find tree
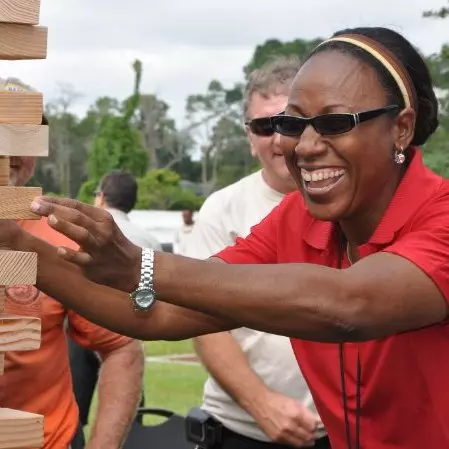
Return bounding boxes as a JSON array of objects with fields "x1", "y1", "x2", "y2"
[
  {"x1": 136, "y1": 169, "x2": 204, "y2": 210},
  {"x1": 31, "y1": 84, "x2": 96, "y2": 197},
  {"x1": 423, "y1": 1, "x2": 449, "y2": 18},
  {"x1": 78, "y1": 60, "x2": 148, "y2": 203},
  {"x1": 208, "y1": 112, "x2": 252, "y2": 189},
  {"x1": 133, "y1": 94, "x2": 192, "y2": 171},
  {"x1": 185, "y1": 80, "x2": 244, "y2": 194},
  {"x1": 425, "y1": 45, "x2": 449, "y2": 89},
  {"x1": 243, "y1": 37, "x2": 324, "y2": 76},
  {"x1": 422, "y1": 42, "x2": 449, "y2": 178}
]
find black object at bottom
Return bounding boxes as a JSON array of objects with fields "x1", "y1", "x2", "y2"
[
  {"x1": 186, "y1": 408, "x2": 332, "y2": 449},
  {"x1": 216, "y1": 425, "x2": 331, "y2": 449}
]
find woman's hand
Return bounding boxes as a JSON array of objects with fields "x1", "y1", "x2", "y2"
[{"x1": 30, "y1": 196, "x2": 142, "y2": 293}]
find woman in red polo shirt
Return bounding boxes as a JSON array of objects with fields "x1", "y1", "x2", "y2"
[{"x1": 10, "y1": 26, "x2": 449, "y2": 449}]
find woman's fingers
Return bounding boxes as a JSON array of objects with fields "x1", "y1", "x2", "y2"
[
  {"x1": 47, "y1": 214, "x2": 98, "y2": 251},
  {"x1": 57, "y1": 246, "x2": 93, "y2": 266},
  {"x1": 30, "y1": 195, "x2": 142, "y2": 292},
  {"x1": 32, "y1": 196, "x2": 105, "y2": 222},
  {"x1": 31, "y1": 198, "x2": 111, "y2": 252}
]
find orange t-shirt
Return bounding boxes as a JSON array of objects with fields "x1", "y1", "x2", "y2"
[{"x1": 0, "y1": 218, "x2": 133, "y2": 449}]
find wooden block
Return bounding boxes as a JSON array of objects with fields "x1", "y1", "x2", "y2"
[
  {"x1": 0, "y1": 286, "x2": 5, "y2": 313},
  {"x1": 0, "y1": 315, "x2": 41, "y2": 352},
  {"x1": 0, "y1": 91, "x2": 42, "y2": 125},
  {"x1": 0, "y1": 125, "x2": 48, "y2": 157},
  {"x1": 0, "y1": 0, "x2": 40, "y2": 25},
  {"x1": 0, "y1": 408, "x2": 43, "y2": 448},
  {"x1": 0, "y1": 92, "x2": 42, "y2": 124},
  {"x1": 0, "y1": 24, "x2": 47, "y2": 60},
  {"x1": 0, "y1": 186, "x2": 41, "y2": 219},
  {"x1": 0, "y1": 156, "x2": 8, "y2": 186},
  {"x1": 0, "y1": 251, "x2": 37, "y2": 285}
]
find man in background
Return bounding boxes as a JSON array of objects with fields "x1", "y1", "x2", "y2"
[
  {"x1": 173, "y1": 208, "x2": 195, "y2": 254},
  {"x1": 184, "y1": 57, "x2": 329, "y2": 448},
  {"x1": 69, "y1": 169, "x2": 160, "y2": 444},
  {"x1": 3, "y1": 77, "x2": 144, "y2": 449},
  {"x1": 94, "y1": 169, "x2": 162, "y2": 250}
]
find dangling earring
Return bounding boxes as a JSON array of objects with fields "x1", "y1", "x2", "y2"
[{"x1": 394, "y1": 146, "x2": 405, "y2": 165}]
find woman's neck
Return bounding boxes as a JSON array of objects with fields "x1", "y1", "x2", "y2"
[{"x1": 339, "y1": 165, "x2": 407, "y2": 246}]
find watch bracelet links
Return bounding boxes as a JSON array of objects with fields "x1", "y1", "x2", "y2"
[
  {"x1": 130, "y1": 247, "x2": 156, "y2": 311},
  {"x1": 140, "y1": 247, "x2": 155, "y2": 291}
]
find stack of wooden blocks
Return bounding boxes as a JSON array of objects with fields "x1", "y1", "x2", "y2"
[{"x1": 0, "y1": 0, "x2": 48, "y2": 447}]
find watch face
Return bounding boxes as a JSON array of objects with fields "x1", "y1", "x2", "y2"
[{"x1": 134, "y1": 289, "x2": 155, "y2": 310}]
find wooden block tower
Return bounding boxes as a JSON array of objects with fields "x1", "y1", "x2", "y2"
[{"x1": 0, "y1": 0, "x2": 48, "y2": 447}]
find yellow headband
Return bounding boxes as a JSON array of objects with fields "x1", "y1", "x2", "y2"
[{"x1": 321, "y1": 35, "x2": 415, "y2": 110}]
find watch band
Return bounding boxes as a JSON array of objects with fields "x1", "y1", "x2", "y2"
[
  {"x1": 139, "y1": 247, "x2": 155, "y2": 290},
  {"x1": 129, "y1": 248, "x2": 156, "y2": 312}
]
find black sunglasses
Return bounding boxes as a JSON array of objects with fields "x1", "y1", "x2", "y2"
[
  {"x1": 245, "y1": 115, "x2": 279, "y2": 137},
  {"x1": 271, "y1": 105, "x2": 399, "y2": 137}
]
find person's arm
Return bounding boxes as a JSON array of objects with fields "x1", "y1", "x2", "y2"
[
  {"x1": 194, "y1": 334, "x2": 319, "y2": 446},
  {"x1": 8, "y1": 197, "x2": 449, "y2": 342},
  {"x1": 87, "y1": 340, "x2": 144, "y2": 449},
  {"x1": 0, "y1": 219, "x2": 231, "y2": 340}
]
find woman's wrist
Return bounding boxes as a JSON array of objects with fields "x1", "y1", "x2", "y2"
[{"x1": 125, "y1": 244, "x2": 143, "y2": 293}]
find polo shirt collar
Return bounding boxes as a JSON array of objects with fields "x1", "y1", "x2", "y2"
[{"x1": 303, "y1": 148, "x2": 443, "y2": 250}]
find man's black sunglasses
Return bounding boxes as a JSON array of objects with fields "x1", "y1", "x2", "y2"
[
  {"x1": 245, "y1": 116, "x2": 278, "y2": 137},
  {"x1": 271, "y1": 105, "x2": 399, "y2": 137}
]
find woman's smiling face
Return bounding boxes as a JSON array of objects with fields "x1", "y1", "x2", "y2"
[{"x1": 281, "y1": 49, "x2": 414, "y2": 224}]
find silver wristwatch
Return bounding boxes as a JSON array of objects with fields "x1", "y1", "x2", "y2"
[{"x1": 129, "y1": 247, "x2": 156, "y2": 312}]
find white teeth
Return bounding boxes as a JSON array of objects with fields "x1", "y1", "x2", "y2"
[
  {"x1": 300, "y1": 168, "x2": 346, "y2": 183},
  {"x1": 302, "y1": 171, "x2": 312, "y2": 182}
]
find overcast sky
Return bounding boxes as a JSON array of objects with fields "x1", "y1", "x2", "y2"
[{"x1": 1, "y1": 0, "x2": 447, "y2": 125}]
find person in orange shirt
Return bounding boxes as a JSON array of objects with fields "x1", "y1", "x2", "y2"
[{"x1": 2, "y1": 112, "x2": 145, "y2": 448}]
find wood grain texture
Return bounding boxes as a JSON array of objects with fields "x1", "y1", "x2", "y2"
[
  {"x1": 0, "y1": 408, "x2": 43, "y2": 448},
  {"x1": 0, "y1": 315, "x2": 41, "y2": 352},
  {"x1": 0, "y1": 91, "x2": 42, "y2": 124},
  {"x1": 0, "y1": 286, "x2": 5, "y2": 313},
  {"x1": 0, "y1": 0, "x2": 40, "y2": 24},
  {"x1": 0, "y1": 24, "x2": 47, "y2": 60},
  {"x1": 0, "y1": 186, "x2": 41, "y2": 219},
  {"x1": 0, "y1": 251, "x2": 37, "y2": 285},
  {"x1": 0, "y1": 156, "x2": 9, "y2": 186},
  {"x1": 0, "y1": 124, "x2": 48, "y2": 157},
  {"x1": 0, "y1": 353, "x2": 3, "y2": 376}
]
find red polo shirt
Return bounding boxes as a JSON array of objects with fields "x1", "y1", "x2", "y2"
[{"x1": 216, "y1": 148, "x2": 449, "y2": 449}]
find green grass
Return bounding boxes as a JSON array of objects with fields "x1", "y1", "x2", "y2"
[
  {"x1": 142, "y1": 361, "x2": 207, "y2": 414},
  {"x1": 144, "y1": 339, "x2": 194, "y2": 357},
  {"x1": 85, "y1": 340, "x2": 207, "y2": 438}
]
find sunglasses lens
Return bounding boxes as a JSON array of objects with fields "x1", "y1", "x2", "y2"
[
  {"x1": 314, "y1": 115, "x2": 353, "y2": 135},
  {"x1": 272, "y1": 116, "x2": 306, "y2": 137},
  {"x1": 249, "y1": 118, "x2": 275, "y2": 136}
]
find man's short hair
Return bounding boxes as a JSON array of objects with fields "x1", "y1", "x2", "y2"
[
  {"x1": 243, "y1": 55, "x2": 302, "y2": 120},
  {"x1": 97, "y1": 170, "x2": 138, "y2": 213}
]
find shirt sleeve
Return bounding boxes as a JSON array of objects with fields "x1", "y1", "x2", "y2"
[
  {"x1": 383, "y1": 199, "x2": 449, "y2": 302},
  {"x1": 67, "y1": 309, "x2": 133, "y2": 352}
]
